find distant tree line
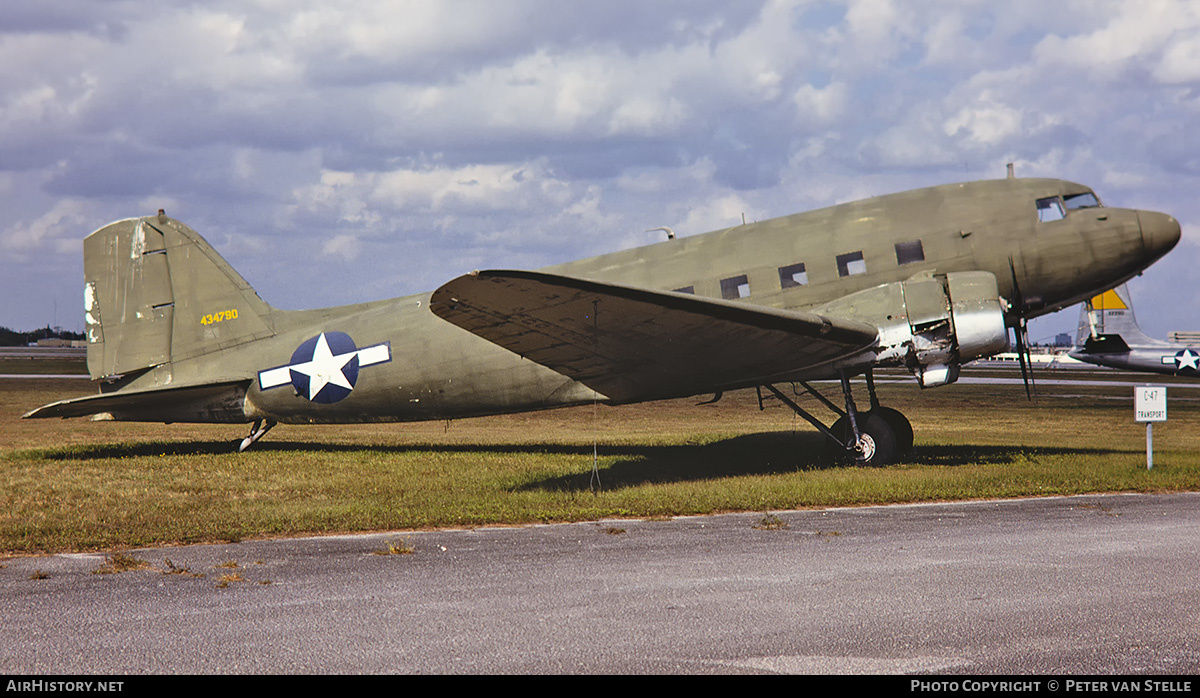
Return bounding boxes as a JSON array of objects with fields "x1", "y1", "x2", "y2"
[{"x1": 0, "y1": 325, "x2": 85, "y2": 347}]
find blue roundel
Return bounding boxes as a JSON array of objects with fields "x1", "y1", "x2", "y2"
[{"x1": 288, "y1": 331, "x2": 361, "y2": 404}]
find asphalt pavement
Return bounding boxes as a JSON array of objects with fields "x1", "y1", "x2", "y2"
[{"x1": 2, "y1": 492, "x2": 1198, "y2": 674}]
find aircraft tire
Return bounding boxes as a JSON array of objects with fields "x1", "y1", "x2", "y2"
[
  {"x1": 828, "y1": 413, "x2": 897, "y2": 467},
  {"x1": 870, "y1": 406, "x2": 913, "y2": 455}
]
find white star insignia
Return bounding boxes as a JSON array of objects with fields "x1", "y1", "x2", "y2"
[
  {"x1": 1176, "y1": 349, "x2": 1200, "y2": 371},
  {"x1": 257, "y1": 332, "x2": 391, "y2": 402},
  {"x1": 287, "y1": 333, "x2": 357, "y2": 400}
]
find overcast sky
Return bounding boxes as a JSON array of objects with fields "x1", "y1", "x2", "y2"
[{"x1": 3, "y1": 0, "x2": 1199, "y2": 344}]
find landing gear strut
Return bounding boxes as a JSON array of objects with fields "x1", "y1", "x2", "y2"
[
  {"x1": 759, "y1": 369, "x2": 912, "y2": 467},
  {"x1": 239, "y1": 418, "x2": 277, "y2": 452},
  {"x1": 862, "y1": 370, "x2": 914, "y2": 455}
]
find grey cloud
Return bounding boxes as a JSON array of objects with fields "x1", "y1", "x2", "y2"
[{"x1": 0, "y1": 0, "x2": 138, "y2": 38}]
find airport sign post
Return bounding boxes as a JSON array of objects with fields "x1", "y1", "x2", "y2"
[{"x1": 1135, "y1": 385, "x2": 1167, "y2": 469}]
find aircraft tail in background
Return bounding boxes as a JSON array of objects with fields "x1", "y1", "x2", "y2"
[
  {"x1": 1073, "y1": 284, "x2": 1154, "y2": 353},
  {"x1": 1070, "y1": 284, "x2": 1200, "y2": 375}
]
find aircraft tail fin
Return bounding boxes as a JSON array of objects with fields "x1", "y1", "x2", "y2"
[
  {"x1": 83, "y1": 213, "x2": 275, "y2": 380},
  {"x1": 1074, "y1": 283, "x2": 1157, "y2": 353}
]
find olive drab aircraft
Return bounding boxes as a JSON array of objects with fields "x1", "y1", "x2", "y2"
[
  {"x1": 1069, "y1": 283, "x2": 1200, "y2": 375},
  {"x1": 25, "y1": 176, "x2": 1181, "y2": 466}
]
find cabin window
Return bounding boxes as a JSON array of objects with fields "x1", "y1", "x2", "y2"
[
  {"x1": 1064, "y1": 192, "x2": 1101, "y2": 210},
  {"x1": 836, "y1": 251, "x2": 866, "y2": 277},
  {"x1": 720, "y1": 275, "x2": 750, "y2": 300},
  {"x1": 778, "y1": 262, "x2": 808, "y2": 288},
  {"x1": 1036, "y1": 197, "x2": 1065, "y2": 222},
  {"x1": 895, "y1": 240, "x2": 925, "y2": 265},
  {"x1": 673, "y1": 286, "x2": 695, "y2": 294}
]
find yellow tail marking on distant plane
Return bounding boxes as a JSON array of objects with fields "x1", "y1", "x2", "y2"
[{"x1": 1090, "y1": 289, "x2": 1127, "y2": 310}]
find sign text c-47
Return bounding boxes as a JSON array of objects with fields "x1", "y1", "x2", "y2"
[
  {"x1": 1135, "y1": 386, "x2": 1167, "y2": 422},
  {"x1": 200, "y1": 309, "x2": 239, "y2": 326}
]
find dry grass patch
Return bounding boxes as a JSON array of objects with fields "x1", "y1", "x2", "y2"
[
  {"x1": 374, "y1": 538, "x2": 415, "y2": 555},
  {"x1": 93, "y1": 551, "x2": 150, "y2": 574}
]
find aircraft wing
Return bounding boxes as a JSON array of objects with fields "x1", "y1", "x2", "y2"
[{"x1": 430, "y1": 270, "x2": 879, "y2": 403}]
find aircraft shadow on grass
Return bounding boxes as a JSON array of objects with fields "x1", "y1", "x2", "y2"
[
  {"x1": 520, "y1": 436, "x2": 1127, "y2": 491},
  {"x1": 35, "y1": 434, "x2": 1128, "y2": 492}
]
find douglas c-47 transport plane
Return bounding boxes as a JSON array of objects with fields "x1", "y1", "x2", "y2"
[{"x1": 25, "y1": 177, "x2": 1181, "y2": 465}]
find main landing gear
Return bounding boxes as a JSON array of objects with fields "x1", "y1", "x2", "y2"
[{"x1": 758, "y1": 369, "x2": 912, "y2": 467}]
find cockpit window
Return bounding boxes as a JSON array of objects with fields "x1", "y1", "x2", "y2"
[
  {"x1": 1036, "y1": 197, "x2": 1065, "y2": 223},
  {"x1": 1064, "y1": 192, "x2": 1101, "y2": 210}
]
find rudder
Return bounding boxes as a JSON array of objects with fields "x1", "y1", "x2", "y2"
[
  {"x1": 1075, "y1": 283, "x2": 1157, "y2": 350},
  {"x1": 84, "y1": 212, "x2": 275, "y2": 379}
]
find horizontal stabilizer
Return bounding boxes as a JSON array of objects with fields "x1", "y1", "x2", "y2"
[
  {"x1": 23, "y1": 380, "x2": 251, "y2": 423},
  {"x1": 430, "y1": 270, "x2": 878, "y2": 402},
  {"x1": 1078, "y1": 333, "x2": 1131, "y2": 355}
]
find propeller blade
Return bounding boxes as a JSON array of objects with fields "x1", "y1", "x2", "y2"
[
  {"x1": 1008, "y1": 257, "x2": 1024, "y2": 312},
  {"x1": 1015, "y1": 320, "x2": 1036, "y2": 401},
  {"x1": 1008, "y1": 257, "x2": 1035, "y2": 400}
]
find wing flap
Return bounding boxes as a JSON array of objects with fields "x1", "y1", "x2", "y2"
[{"x1": 430, "y1": 270, "x2": 878, "y2": 402}]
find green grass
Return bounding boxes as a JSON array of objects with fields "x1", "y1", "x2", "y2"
[
  {"x1": 3, "y1": 374, "x2": 1199, "y2": 554},
  {"x1": 0, "y1": 356, "x2": 87, "y2": 375}
]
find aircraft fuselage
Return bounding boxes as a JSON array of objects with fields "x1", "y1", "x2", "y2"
[
  {"x1": 232, "y1": 178, "x2": 1178, "y2": 423},
  {"x1": 36, "y1": 177, "x2": 1181, "y2": 427}
]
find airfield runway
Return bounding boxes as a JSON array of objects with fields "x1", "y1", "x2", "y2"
[{"x1": 2, "y1": 492, "x2": 1198, "y2": 674}]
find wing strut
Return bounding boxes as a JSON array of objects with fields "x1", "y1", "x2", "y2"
[{"x1": 761, "y1": 383, "x2": 844, "y2": 447}]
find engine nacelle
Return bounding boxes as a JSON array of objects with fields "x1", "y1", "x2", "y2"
[
  {"x1": 945, "y1": 272, "x2": 1010, "y2": 361},
  {"x1": 910, "y1": 271, "x2": 1009, "y2": 387},
  {"x1": 815, "y1": 271, "x2": 1008, "y2": 388}
]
